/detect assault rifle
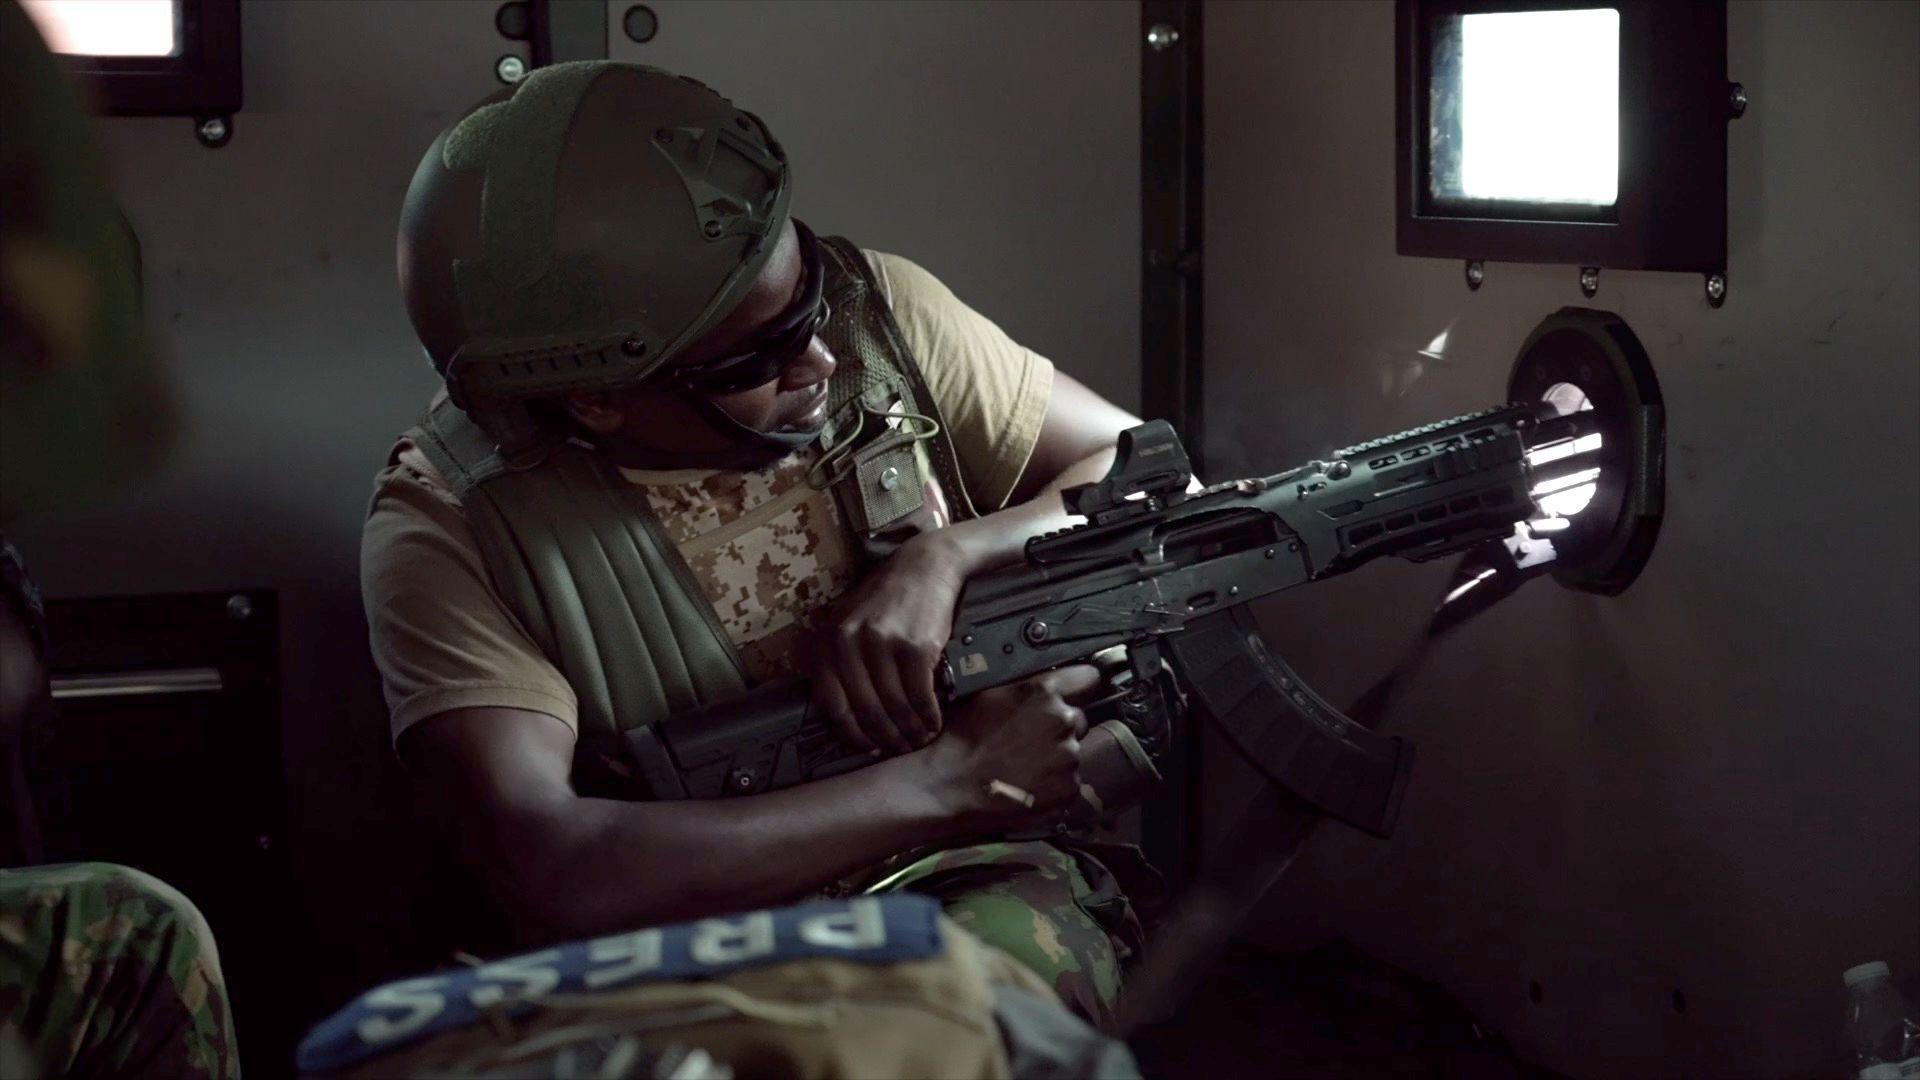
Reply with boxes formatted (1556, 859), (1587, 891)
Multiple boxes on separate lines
(616, 403), (1593, 838)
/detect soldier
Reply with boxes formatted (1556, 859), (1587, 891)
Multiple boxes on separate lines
(362, 61), (1152, 1023)
(1, 4), (238, 1074)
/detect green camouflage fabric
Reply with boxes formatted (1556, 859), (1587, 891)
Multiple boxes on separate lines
(0, 862), (239, 1078)
(866, 839), (1148, 1026)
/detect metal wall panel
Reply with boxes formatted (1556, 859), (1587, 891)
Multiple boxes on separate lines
(1202, 1), (1919, 1074)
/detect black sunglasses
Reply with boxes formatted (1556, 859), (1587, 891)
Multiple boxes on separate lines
(664, 219), (829, 397)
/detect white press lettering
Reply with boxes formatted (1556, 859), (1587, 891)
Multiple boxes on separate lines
(584, 929), (664, 989)
(796, 898), (887, 950)
(355, 977), (448, 1044)
(690, 913), (775, 965)
(468, 949), (562, 1010)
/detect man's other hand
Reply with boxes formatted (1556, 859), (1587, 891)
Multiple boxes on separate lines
(920, 665), (1097, 831)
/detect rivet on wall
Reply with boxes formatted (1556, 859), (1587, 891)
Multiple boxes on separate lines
(1704, 272), (1728, 308)
(495, 1), (531, 40)
(195, 115), (233, 149)
(624, 5), (659, 44)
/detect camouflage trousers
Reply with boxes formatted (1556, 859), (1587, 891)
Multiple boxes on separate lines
(0, 862), (240, 1078)
(864, 839), (1148, 1026)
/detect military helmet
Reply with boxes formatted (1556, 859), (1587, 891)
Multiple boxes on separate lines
(398, 61), (791, 436)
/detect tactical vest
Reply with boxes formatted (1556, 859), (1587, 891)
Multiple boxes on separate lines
(406, 237), (977, 744)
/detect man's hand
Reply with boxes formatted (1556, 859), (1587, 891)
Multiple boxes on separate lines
(809, 373), (1141, 756)
(810, 530), (967, 754)
(918, 665), (1098, 832)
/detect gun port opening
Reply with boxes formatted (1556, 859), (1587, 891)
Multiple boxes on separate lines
(1506, 308), (1666, 595)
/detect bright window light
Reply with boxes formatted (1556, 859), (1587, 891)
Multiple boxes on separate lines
(22, 0), (178, 58)
(1431, 7), (1619, 207)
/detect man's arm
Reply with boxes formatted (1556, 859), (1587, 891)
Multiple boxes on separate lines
(404, 665), (1096, 945)
(812, 372), (1142, 752)
(946, 370), (1145, 565)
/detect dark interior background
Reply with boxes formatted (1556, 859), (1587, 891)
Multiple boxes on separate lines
(8, 2), (1917, 1078)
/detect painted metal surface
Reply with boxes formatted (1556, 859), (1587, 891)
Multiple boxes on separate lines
(1203, 2), (1918, 1075)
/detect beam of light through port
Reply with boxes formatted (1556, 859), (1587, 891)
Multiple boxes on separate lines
(1530, 467), (1602, 497)
(1541, 382), (1595, 417)
(1526, 432), (1604, 467)
(1536, 484), (1598, 517)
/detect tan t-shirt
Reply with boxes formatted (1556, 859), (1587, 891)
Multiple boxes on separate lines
(361, 251), (1054, 744)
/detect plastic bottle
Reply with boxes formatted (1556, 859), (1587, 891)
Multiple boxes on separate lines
(1844, 961), (1920, 1079)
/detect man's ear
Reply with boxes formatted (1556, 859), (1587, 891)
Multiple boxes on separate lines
(562, 390), (625, 436)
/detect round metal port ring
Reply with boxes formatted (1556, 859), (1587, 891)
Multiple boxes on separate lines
(1507, 307), (1666, 595)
